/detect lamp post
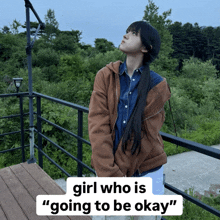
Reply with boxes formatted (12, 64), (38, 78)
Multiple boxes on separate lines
(13, 78), (23, 93)
(13, 77), (26, 162)
(25, 0), (36, 164)
(24, 0), (44, 164)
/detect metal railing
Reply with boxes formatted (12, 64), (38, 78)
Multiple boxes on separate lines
(0, 92), (30, 161)
(33, 91), (95, 177)
(0, 92), (220, 219)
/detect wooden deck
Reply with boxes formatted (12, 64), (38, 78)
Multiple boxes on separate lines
(0, 162), (92, 220)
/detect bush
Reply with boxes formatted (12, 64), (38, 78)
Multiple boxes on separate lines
(84, 48), (125, 74)
(58, 54), (86, 81)
(182, 57), (217, 81)
(164, 86), (201, 132)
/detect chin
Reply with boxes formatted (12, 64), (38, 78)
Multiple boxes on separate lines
(119, 46), (126, 53)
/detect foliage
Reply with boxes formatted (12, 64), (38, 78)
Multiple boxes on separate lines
(1, 26), (11, 34)
(20, 20), (48, 38)
(35, 100), (92, 179)
(168, 22), (220, 74)
(178, 58), (219, 110)
(94, 38), (115, 53)
(32, 48), (60, 68)
(0, 1), (220, 202)
(0, 4), (220, 219)
(15, 67), (45, 93)
(32, 48), (60, 82)
(58, 54), (85, 81)
(143, 0), (177, 72)
(0, 32), (26, 63)
(43, 9), (59, 42)
(57, 30), (82, 43)
(0, 95), (30, 168)
(84, 48), (125, 74)
(52, 34), (80, 54)
(163, 187), (220, 220)
(162, 58), (220, 138)
(10, 19), (22, 35)
(182, 57), (218, 81)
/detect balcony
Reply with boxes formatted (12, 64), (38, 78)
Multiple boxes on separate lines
(0, 92), (220, 220)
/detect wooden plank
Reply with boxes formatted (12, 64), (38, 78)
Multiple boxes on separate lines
(0, 174), (28, 220)
(10, 163), (48, 199)
(0, 204), (9, 220)
(0, 166), (48, 220)
(11, 163), (71, 220)
(0, 162), (92, 220)
(21, 162), (65, 195)
(21, 163), (92, 220)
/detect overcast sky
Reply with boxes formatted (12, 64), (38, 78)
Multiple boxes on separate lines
(1, 0), (219, 47)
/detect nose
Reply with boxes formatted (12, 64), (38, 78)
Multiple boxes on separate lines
(123, 33), (128, 39)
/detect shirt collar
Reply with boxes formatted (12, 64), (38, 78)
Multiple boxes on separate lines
(119, 61), (145, 76)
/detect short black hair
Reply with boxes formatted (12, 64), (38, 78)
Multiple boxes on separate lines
(126, 21), (161, 64)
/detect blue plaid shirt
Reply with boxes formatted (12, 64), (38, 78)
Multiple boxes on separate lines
(113, 61), (163, 176)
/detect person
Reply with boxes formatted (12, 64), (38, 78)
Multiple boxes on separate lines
(88, 21), (171, 220)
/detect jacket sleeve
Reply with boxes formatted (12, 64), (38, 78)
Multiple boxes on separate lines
(88, 70), (124, 177)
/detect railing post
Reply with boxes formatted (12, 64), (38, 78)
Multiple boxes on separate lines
(19, 94), (25, 162)
(77, 110), (83, 177)
(37, 96), (43, 168)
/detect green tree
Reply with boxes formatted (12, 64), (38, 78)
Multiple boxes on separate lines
(32, 48), (60, 82)
(53, 34), (79, 54)
(168, 21), (220, 76)
(169, 22), (206, 60)
(44, 9), (59, 42)
(1, 26), (11, 34)
(94, 38), (115, 53)
(0, 32), (26, 73)
(143, 0), (177, 72)
(202, 26), (220, 66)
(178, 57), (218, 108)
(78, 43), (96, 58)
(168, 22), (186, 60)
(31, 37), (51, 54)
(182, 57), (217, 81)
(57, 54), (85, 81)
(20, 21), (44, 38)
(10, 19), (22, 35)
(57, 30), (82, 43)
(85, 48), (125, 74)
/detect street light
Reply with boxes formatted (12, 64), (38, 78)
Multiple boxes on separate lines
(13, 78), (23, 93)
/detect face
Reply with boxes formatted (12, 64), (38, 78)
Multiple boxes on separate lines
(119, 30), (147, 55)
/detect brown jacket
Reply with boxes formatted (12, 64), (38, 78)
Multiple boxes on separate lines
(88, 61), (171, 177)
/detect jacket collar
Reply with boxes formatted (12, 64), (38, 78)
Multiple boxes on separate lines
(119, 61), (145, 76)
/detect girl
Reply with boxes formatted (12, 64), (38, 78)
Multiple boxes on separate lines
(88, 21), (171, 220)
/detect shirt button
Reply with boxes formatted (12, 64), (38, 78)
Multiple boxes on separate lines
(129, 92), (132, 94)
(125, 105), (128, 108)
(132, 79), (135, 81)
(123, 120), (126, 124)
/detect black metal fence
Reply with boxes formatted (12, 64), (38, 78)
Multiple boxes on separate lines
(0, 92), (30, 161)
(0, 92), (220, 219)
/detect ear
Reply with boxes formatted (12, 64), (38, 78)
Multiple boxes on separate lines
(141, 47), (148, 53)
(141, 45), (152, 53)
